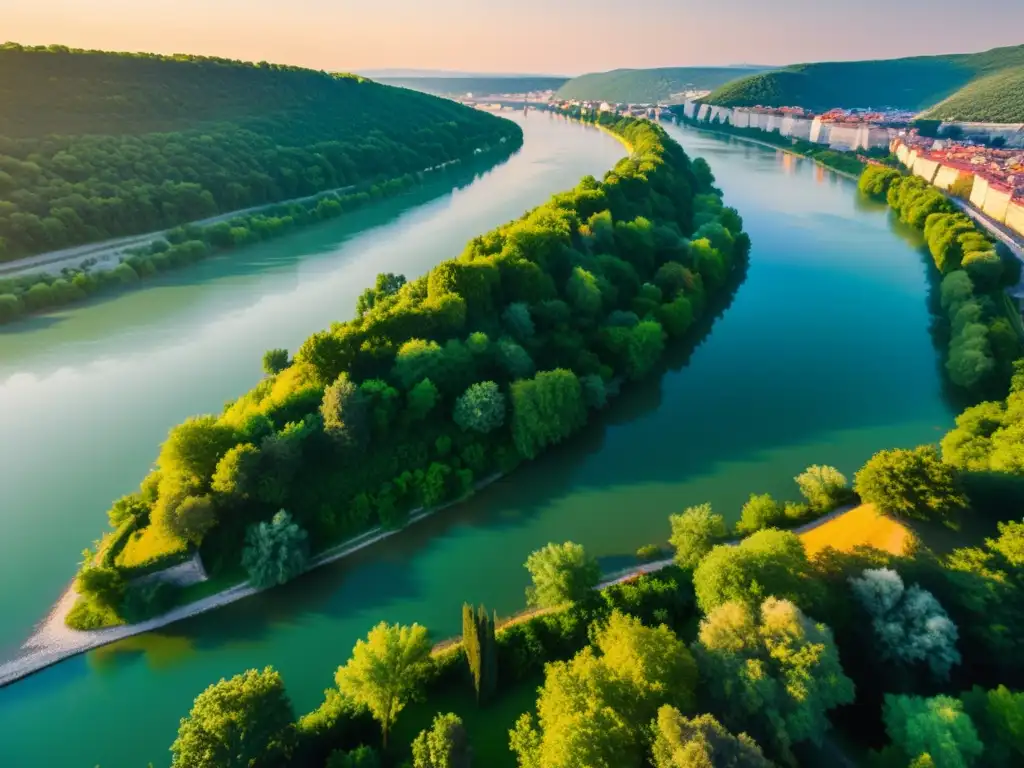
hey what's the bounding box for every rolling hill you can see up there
[0,43,522,261]
[703,44,1024,121]
[374,76,568,97]
[554,67,766,104]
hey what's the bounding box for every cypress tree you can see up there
[462,602,482,700]
[478,606,498,704]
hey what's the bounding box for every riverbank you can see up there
[0,472,506,688]
[671,118,864,181]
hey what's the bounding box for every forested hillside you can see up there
[0,43,522,262]
[920,66,1024,123]
[375,76,567,96]
[555,67,765,104]
[704,44,1024,118]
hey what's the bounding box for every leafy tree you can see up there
[960,685,1024,767]
[510,611,697,768]
[795,465,850,511]
[453,381,506,434]
[883,694,983,768]
[262,348,290,376]
[669,503,727,569]
[212,443,261,498]
[502,302,535,341]
[326,746,380,768]
[693,529,815,614]
[170,667,295,768]
[462,603,497,704]
[406,378,440,421]
[625,319,665,380]
[651,707,772,768]
[75,565,126,610]
[524,541,600,607]
[412,712,471,768]
[694,598,854,763]
[854,446,966,521]
[164,494,218,544]
[496,339,536,380]
[321,373,370,448]
[242,510,309,589]
[579,373,608,410]
[849,568,961,681]
[334,622,432,748]
[735,493,786,535]
[158,415,238,484]
[511,369,586,459]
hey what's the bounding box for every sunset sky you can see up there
[7,0,1024,75]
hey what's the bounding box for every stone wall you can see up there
[932,164,962,190]
[970,175,991,209]
[133,551,208,588]
[984,186,1012,222]
[1007,201,1024,238]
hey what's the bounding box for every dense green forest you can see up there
[375,77,568,96]
[704,44,1024,119]
[920,66,1024,123]
[554,67,765,104]
[859,165,1022,398]
[67,113,751,631]
[0,43,522,262]
[160,400,1024,767]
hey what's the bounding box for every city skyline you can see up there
[6,0,1024,75]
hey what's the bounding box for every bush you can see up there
[854,446,967,521]
[735,493,786,535]
[453,381,506,434]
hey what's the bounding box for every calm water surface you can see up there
[0,117,954,766]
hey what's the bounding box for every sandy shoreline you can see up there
[0,473,504,689]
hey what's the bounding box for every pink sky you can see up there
[7,0,1024,75]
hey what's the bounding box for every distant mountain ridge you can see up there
[358,68,567,79]
[554,67,767,103]
[374,76,568,97]
[703,44,1024,122]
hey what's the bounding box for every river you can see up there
[0,114,954,766]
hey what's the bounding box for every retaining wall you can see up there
[133,551,208,588]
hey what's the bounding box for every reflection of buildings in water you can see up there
[815,165,826,184]
[780,152,797,175]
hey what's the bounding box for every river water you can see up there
[0,114,954,766]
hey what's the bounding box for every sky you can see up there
[6,0,1024,76]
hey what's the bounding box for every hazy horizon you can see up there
[6,0,1024,75]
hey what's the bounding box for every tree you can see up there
[693,598,854,763]
[960,685,1024,768]
[510,369,586,459]
[262,348,290,375]
[462,604,497,704]
[883,694,983,768]
[651,707,772,768]
[334,622,432,748]
[453,381,506,434]
[510,611,697,768]
[412,712,471,768]
[693,528,815,614]
[854,446,967,521]
[669,503,727,569]
[212,443,261,498]
[326,746,380,768]
[321,373,370,449]
[170,667,295,768]
[849,568,961,681]
[164,494,218,544]
[242,510,309,589]
[736,493,786,535]
[158,415,238,483]
[503,302,535,341]
[795,465,849,511]
[625,319,665,380]
[524,541,600,608]
[406,378,439,421]
[580,373,608,410]
[75,565,126,610]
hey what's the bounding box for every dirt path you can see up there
[0,472,503,689]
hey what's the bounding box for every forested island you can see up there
[65,114,751,633]
[0,44,522,322]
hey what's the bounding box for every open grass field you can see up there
[800,504,913,557]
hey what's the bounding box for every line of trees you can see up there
[0,43,522,263]
[67,114,751,630]
[859,165,1022,397]
[160,429,1023,767]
